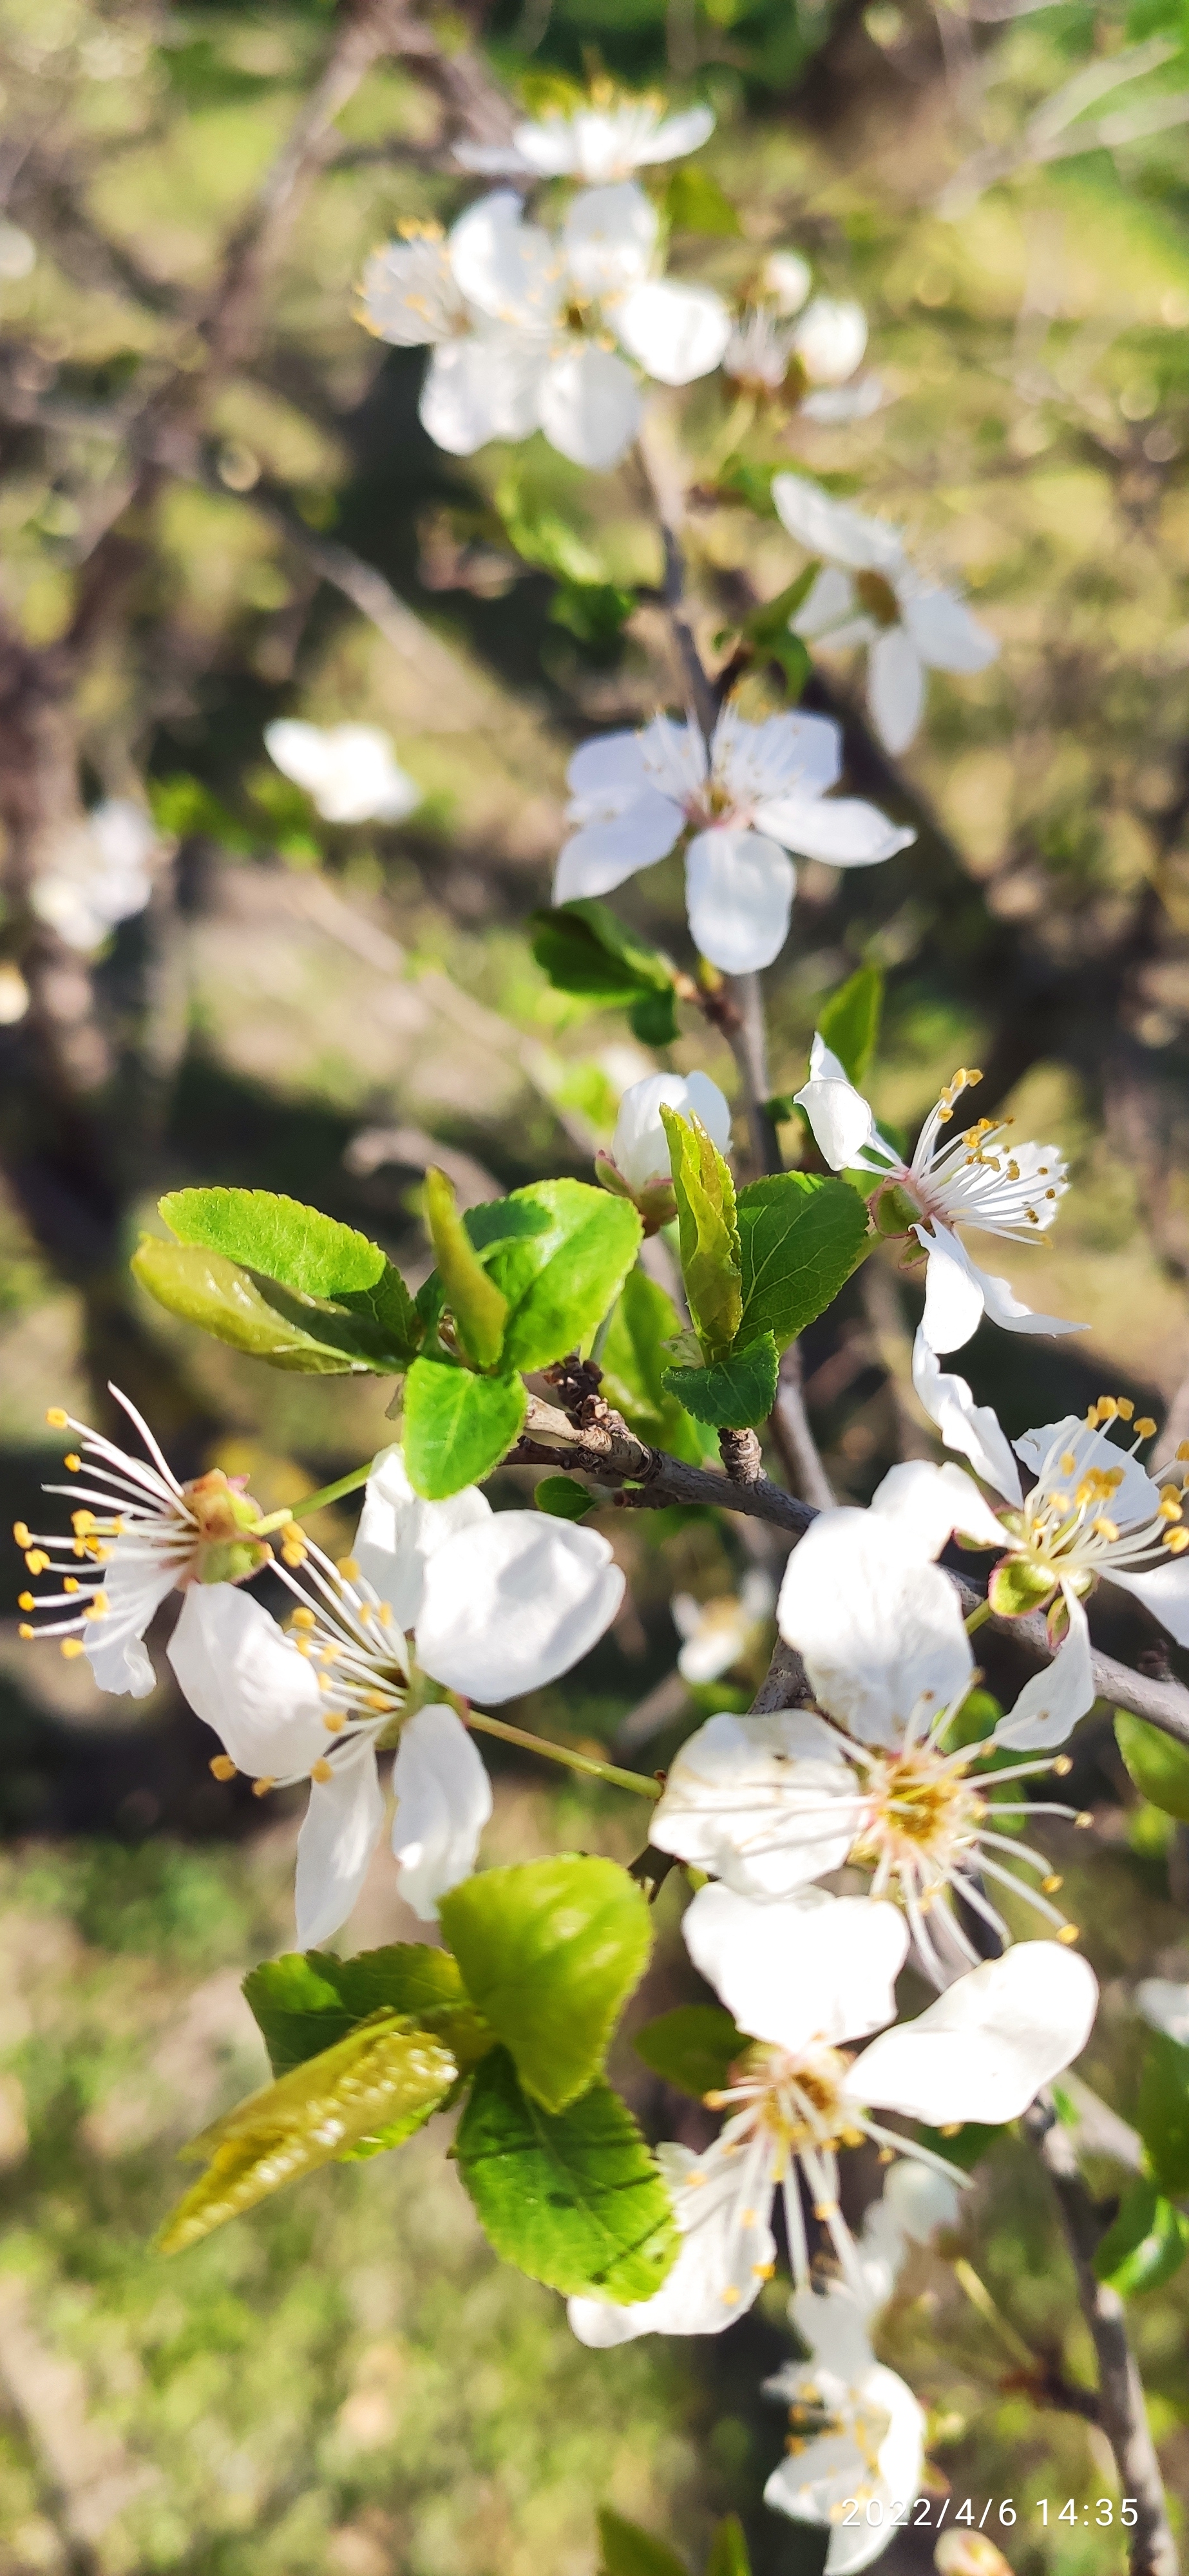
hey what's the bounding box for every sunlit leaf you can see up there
[132,1237,397,1374]
[455,2049,678,2300]
[402,1357,526,1497]
[661,1331,779,1428]
[633,2004,744,2099]
[661,1107,741,1365]
[817,964,884,1089]
[736,1173,870,1353]
[423,1165,508,1368]
[1116,1711,1189,1823]
[1094,2176,1189,2295]
[440,1855,652,2114]
[598,2510,689,2576]
[474,1179,642,1374]
[598,1265,707,1464]
[1137,2031,1189,2197]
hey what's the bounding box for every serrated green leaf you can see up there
[402,1357,526,1498]
[661,1108,741,1365]
[598,2510,689,2576]
[663,164,741,236]
[662,1332,779,1428]
[1137,2031,1189,2197]
[530,900,675,1005]
[423,1166,508,1368]
[736,1172,870,1354]
[818,965,884,1089]
[455,2049,677,2300]
[473,1179,642,1374]
[439,1856,652,2114]
[160,2014,457,2251]
[598,1266,707,1464]
[160,1186,383,1297]
[1094,2177,1189,2294]
[132,1237,395,1375]
[633,2004,744,2099]
[242,1946,491,2156]
[1116,1711,1189,1822]
[533,1474,596,1521]
[706,2516,752,2576]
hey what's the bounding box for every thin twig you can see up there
[770,1343,837,1511]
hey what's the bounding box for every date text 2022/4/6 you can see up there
[835,2499,1141,2530]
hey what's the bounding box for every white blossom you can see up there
[764,2285,925,2571]
[795,1038,1081,1353]
[762,249,812,315]
[359,186,729,471]
[569,1891,1095,2342]
[1136,1978,1189,2045]
[31,800,161,952]
[608,1069,730,1189]
[792,299,882,425]
[671,1567,775,1684]
[166,1445,623,1940]
[856,2159,962,2313]
[0,222,35,281]
[264,720,421,824]
[555,707,914,975]
[456,97,715,184]
[772,473,998,753]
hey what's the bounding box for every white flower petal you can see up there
[882,2159,961,2243]
[847,1940,1099,2126]
[792,563,860,641]
[870,1457,1005,1555]
[265,721,419,826]
[295,1749,385,1947]
[800,375,884,426]
[911,1332,1023,1505]
[567,731,653,802]
[353,1443,490,1631]
[419,334,544,457]
[794,1041,883,1170]
[918,1228,989,1356]
[772,474,904,574]
[685,828,795,972]
[554,793,683,902]
[791,297,868,387]
[764,249,812,315]
[1136,1978,1189,2045]
[712,703,841,802]
[993,1590,1095,1751]
[564,180,658,298]
[448,189,558,328]
[777,1510,973,1747]
[391,1703,493,1920]
[753,792,913,868]
[651,1709,859,1897]
[611,1070,730,1189]
[538,345,642,470]
[359,237,460,345]
[868,625,924,755]
[960,1245,1086,1343]
[569,2126,776,2343]
[634,104,716,166]
[415,1513,623,1703]
[683,1882,908,2051]
[84,1550,179,1698]
[167,1583,328,1777]
[616,279,730,385]
[765,2351,924,2575]
[1110,1558,1189,1649]
[900,581,998,675]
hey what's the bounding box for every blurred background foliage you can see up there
[1,0,1189,2568]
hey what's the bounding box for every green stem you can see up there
[466,1709,661,1801]
[254,1459,377,1536]
[964,1598,993,1635]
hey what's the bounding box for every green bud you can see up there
[988,1555,1058,1619]
[872,1184,920,1239]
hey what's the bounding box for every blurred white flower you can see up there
[265,720,421,824]
[30,800,160,952]
[764,2284,926,2571]
[0,222,35,280]
[360,185,728,472]
[457,97,715,184]
[0,963,29,1023]
[772,473,998,753]
[1136,1977,1189,2045]
[857,2155,963,2311]
[763,249,812,315]
[610,1068,730,1189]
[792,298,882,424]
[556,705,913,975]
[723,278,880,420]
[671,1567,775,1683]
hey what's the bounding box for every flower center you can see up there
[854,569,900,627]
[715,2041,862,2157]
[851,1743,985,1878]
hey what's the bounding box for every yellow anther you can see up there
[64,1454,81,1472]
[18,1624,33,1640]
[323,1711,346,1732]
[1116,1398,1134,1422]
[752,2261,776,2280]
[1053,1756,1072,1776]
[310,1758,334,1783]
[813,2200,839,2221]
[1075,1811,1094,1829]
[1092,1517,1119,1542]
[1074,1482,1094,1510]
[210,1754,237,1781]
[1042,1873,1063,1894]
[71,1510,97,1535]
[377,1601,393,1626]
[1176,1437,1189,1458]
[252,1776,276,1797]
[1057,1924,1081,1943]
[1085,1405,1100,1428]
[1159,1497,1183,1522]
[12,1522,31,1548]
[967,1068,983,1084]
[61,1638,84,1659]
[1097,1396,1118,1419]
[365,1690,390,1710]
[290,1607,317,1630]
[877,2145,895,2164]
[721,2287,741,2306]
[17,1592,33,1612]
[1060,1452,1076,1475]
[24,1549,49,1575]
[703,2089,728,2110]
[338,1557,360,1581]
[1164,1528,1189,1553]
[83,1593,109,1619]
[46,1408,68,1428]
[740,2208,759,2226]
[1047,1492,1070,1515]
[939,2122,962,2137]
[63,1576,79,1593]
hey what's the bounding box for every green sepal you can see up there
[159,2013,458,2251]
[1116,1710,1189,1823]
[599,1265,714,1465]
[661,1106,741,1365]
[661,1331,779,1428]
[132,1237,403,1376]
[455,2049,678,2302]
[470,1179,642,1374]
[533,1475,596,1521]
[736,1172,870,1353]
[158,1185,421,1359]
[987,1556,1058,1618]
[1137,2031,1189,2197]
[817,964,884,1089]
[402,1356,526,1498]
[439,1855,652,2115]
[633,2003,745,2100]
[1094,2177,1189,2295]
[598,2511,689,2576]
[423,1165,508,1369]
[530,900,677,1010]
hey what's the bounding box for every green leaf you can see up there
[598,2510,689,2576]
[736,1173,870,1353]
[1137,2031,1189,2197]
[714,458,777,517]
[131,1237,401,1375]
[662,1331,779,1428]
[743,567,819,649]
[633,2004,744,2099]
[1094,2177,1189,2295]
[439,1855,652,2114]
[1116,1712,1189,1822]
[707,2517,752,2576]
[159,2014,458,2251]
[161,1186,383,1299]
[663,165,741,236]
[530,900,676,1007]
[402,1357,526,1498]
[818,965,884,1089]
[661,1107,741,1365]
[243,1945,485,2072]
[629,985,680,1046]
[534,1474,596,1521]
[476,1179,642,1374]
[598,1266,707,1464]
[455,2049,678,2300]
[423,1166,508,1369]
[551,580,636,650]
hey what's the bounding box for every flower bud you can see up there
[791,296,867,386]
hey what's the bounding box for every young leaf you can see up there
[1115,1712,1189,1823]
[817,964,884,1090]
[661,1108,742,1365]
[158,1184,422,1362]
[598,1266,707,1464]
[133,1238,391,1375]
[598,2510,689,2576]
[440,1855,652,2114]
[423,1166,508,1369]
[633,2003,745,2099]
[534,1475,596,1521]
[1137,2031,1189,2197]
[455,2048,678,2300]
[530,901,676,1007]
[243,1945,486,2074]
[706,2516,752,2576]
[478,1180,642,1374]
[159,2014,458,2252]
[661,1332,779,1428]
[630,985,680,1046]
[403,1356,526,1498]
[736,1173,870,1353]
[1094,2177,1189,2295]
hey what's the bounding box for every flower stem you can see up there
[964,1598,993,1635]
[951,2257,1036,2369]
[466,1709,661,1801]
[290,1459,376,1521]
